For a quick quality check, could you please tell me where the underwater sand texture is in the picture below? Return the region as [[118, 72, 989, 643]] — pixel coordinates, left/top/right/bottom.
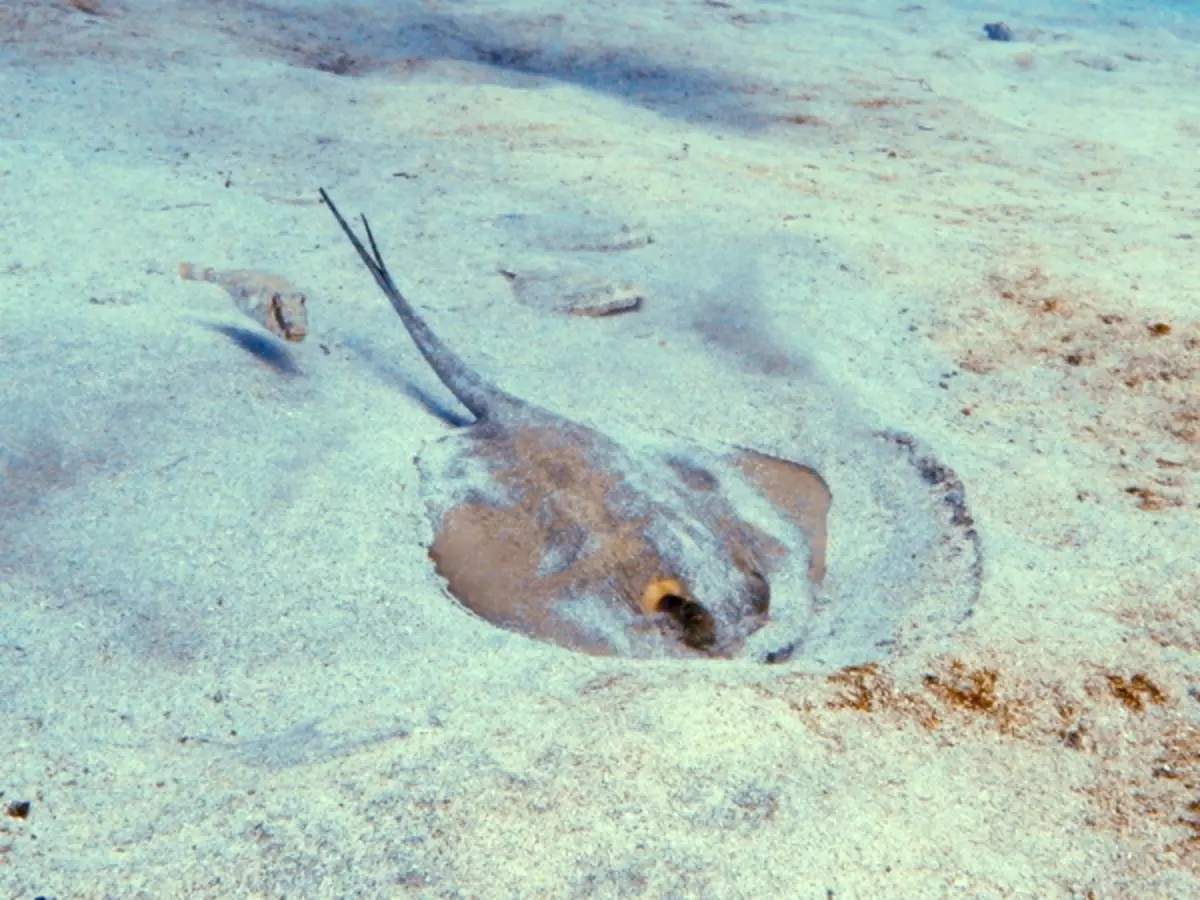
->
[[2, 0, 1198, 896]]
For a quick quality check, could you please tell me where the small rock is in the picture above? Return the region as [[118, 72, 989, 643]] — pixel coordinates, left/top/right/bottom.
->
[[499, 268, 643, 317], [983, 22, 1014, 42]]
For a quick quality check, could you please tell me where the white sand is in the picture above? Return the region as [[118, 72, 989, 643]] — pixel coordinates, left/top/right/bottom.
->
[[2, 0, 1197, 895]]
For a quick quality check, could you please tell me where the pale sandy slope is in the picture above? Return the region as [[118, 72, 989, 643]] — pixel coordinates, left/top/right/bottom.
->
[[1, 0, 1197, 896]]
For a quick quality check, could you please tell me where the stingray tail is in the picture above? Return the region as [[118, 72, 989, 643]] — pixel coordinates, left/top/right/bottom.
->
[[320, 188, 521, 423]]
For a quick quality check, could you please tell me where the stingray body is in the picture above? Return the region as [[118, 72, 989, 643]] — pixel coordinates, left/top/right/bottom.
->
[[320, 190, 836, 659]]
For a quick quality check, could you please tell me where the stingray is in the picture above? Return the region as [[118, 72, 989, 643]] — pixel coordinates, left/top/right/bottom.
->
[[320, 190, 981, 663]]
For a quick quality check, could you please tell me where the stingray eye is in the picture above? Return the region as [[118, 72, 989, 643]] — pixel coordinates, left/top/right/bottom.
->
[[640, 577, 716, 650], [639, 577, 688, 615]]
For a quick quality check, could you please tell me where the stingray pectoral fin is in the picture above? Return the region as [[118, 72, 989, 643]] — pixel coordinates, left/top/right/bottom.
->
[[429, 501, 548, 627], [730, 450, 832, 584], [429, 500, 623, 655]]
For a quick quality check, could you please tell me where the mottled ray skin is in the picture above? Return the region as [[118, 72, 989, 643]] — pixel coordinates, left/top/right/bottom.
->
[[320, 190, 831, 659]]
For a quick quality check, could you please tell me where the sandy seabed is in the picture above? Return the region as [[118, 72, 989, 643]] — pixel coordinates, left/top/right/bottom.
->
[[1, 0, 1198, 896]]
